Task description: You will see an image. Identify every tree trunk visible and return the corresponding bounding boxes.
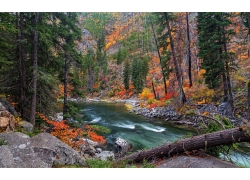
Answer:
[164,12,187,104]
[118,125,250,163]
[152,80,157,99]
[186,12,192,87]
[63,55,69,119]
[17,12,27,120]
[30,12,39,125]
[248,12,250,58]
[149,15,168,95]
[222,12,234,117]
[248,81,250,120]
[222,72,228,101]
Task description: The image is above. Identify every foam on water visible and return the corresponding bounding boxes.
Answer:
[90,117,102,123]
[114,123,135,129]
[140,125,165,132]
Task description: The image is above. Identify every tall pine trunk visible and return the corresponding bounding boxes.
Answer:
[30,12,39,125]
[149,15,168,95]
[186,12,192,87]
[63,55,69,119]
[222,13,234,117]
[248,12,250,58]
[164,12,187,104]
[152,80,157,99]
[247,81,250,120]
[17,12,27,120]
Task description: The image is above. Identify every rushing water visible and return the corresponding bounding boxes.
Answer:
[79,102,195,150]
[78,102,250,167]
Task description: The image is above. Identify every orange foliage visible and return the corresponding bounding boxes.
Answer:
[36,112,84,149]
[85,125,106,144]
[87,131,106,144]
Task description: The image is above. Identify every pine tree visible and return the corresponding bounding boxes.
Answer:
[123,59,130,90]
[197,12,234,116]
[131,56,144,92]
[117,47,122,65]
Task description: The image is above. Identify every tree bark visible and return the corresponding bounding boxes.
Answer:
[118,125,250,164]
[149,15,168,95]
[186,12,192,87]
[152,80,157,99]
[164,12,187,104]
[248,12,250,58]
[30,12,39,125]
[17,12,27,120]
[222,13,234,117]
[63,54,69,119]
[247,81,250,120]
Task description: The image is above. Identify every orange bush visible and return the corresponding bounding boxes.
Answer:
[36,112,84,150]
[85,124,106,144]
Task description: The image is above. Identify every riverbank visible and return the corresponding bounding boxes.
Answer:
[80,97,200,128]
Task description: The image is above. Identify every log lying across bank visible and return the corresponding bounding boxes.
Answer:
[118,125,250,163]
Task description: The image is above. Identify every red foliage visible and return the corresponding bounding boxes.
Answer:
[36,112,84,149]
[149,103,157,109]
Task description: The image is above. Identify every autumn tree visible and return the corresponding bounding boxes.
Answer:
[164,12,187,104]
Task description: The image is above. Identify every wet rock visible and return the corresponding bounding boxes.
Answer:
[114,138,132,158]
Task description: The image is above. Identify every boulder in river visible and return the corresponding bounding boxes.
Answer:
[114,138,132,158]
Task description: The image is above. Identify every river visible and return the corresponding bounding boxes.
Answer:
[78,102,250,167]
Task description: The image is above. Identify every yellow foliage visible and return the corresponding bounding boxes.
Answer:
[192,85,215,103]
[105,42,112,50]
[139,88,151,100]
[198,69,206,78]
[125,103,132,111]
[147,98,155,105]
[155,100,164,107]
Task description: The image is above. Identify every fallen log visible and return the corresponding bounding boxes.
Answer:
[118,125,250,164]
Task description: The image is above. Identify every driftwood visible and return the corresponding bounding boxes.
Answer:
[118,125,250,164]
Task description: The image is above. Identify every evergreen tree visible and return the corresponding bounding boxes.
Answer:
[117,47,122,65]
[123,59,130,90]
[197,12,234,116]
[131,56,144,92]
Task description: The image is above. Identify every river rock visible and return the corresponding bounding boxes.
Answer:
[218,102,234,118]
[20,121,34,132]
[114,138,132,158]
[96,148,102,153]
[95,151,115,161]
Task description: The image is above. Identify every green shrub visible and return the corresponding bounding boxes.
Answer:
[0,138,7,146]
[85,158,112,168]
